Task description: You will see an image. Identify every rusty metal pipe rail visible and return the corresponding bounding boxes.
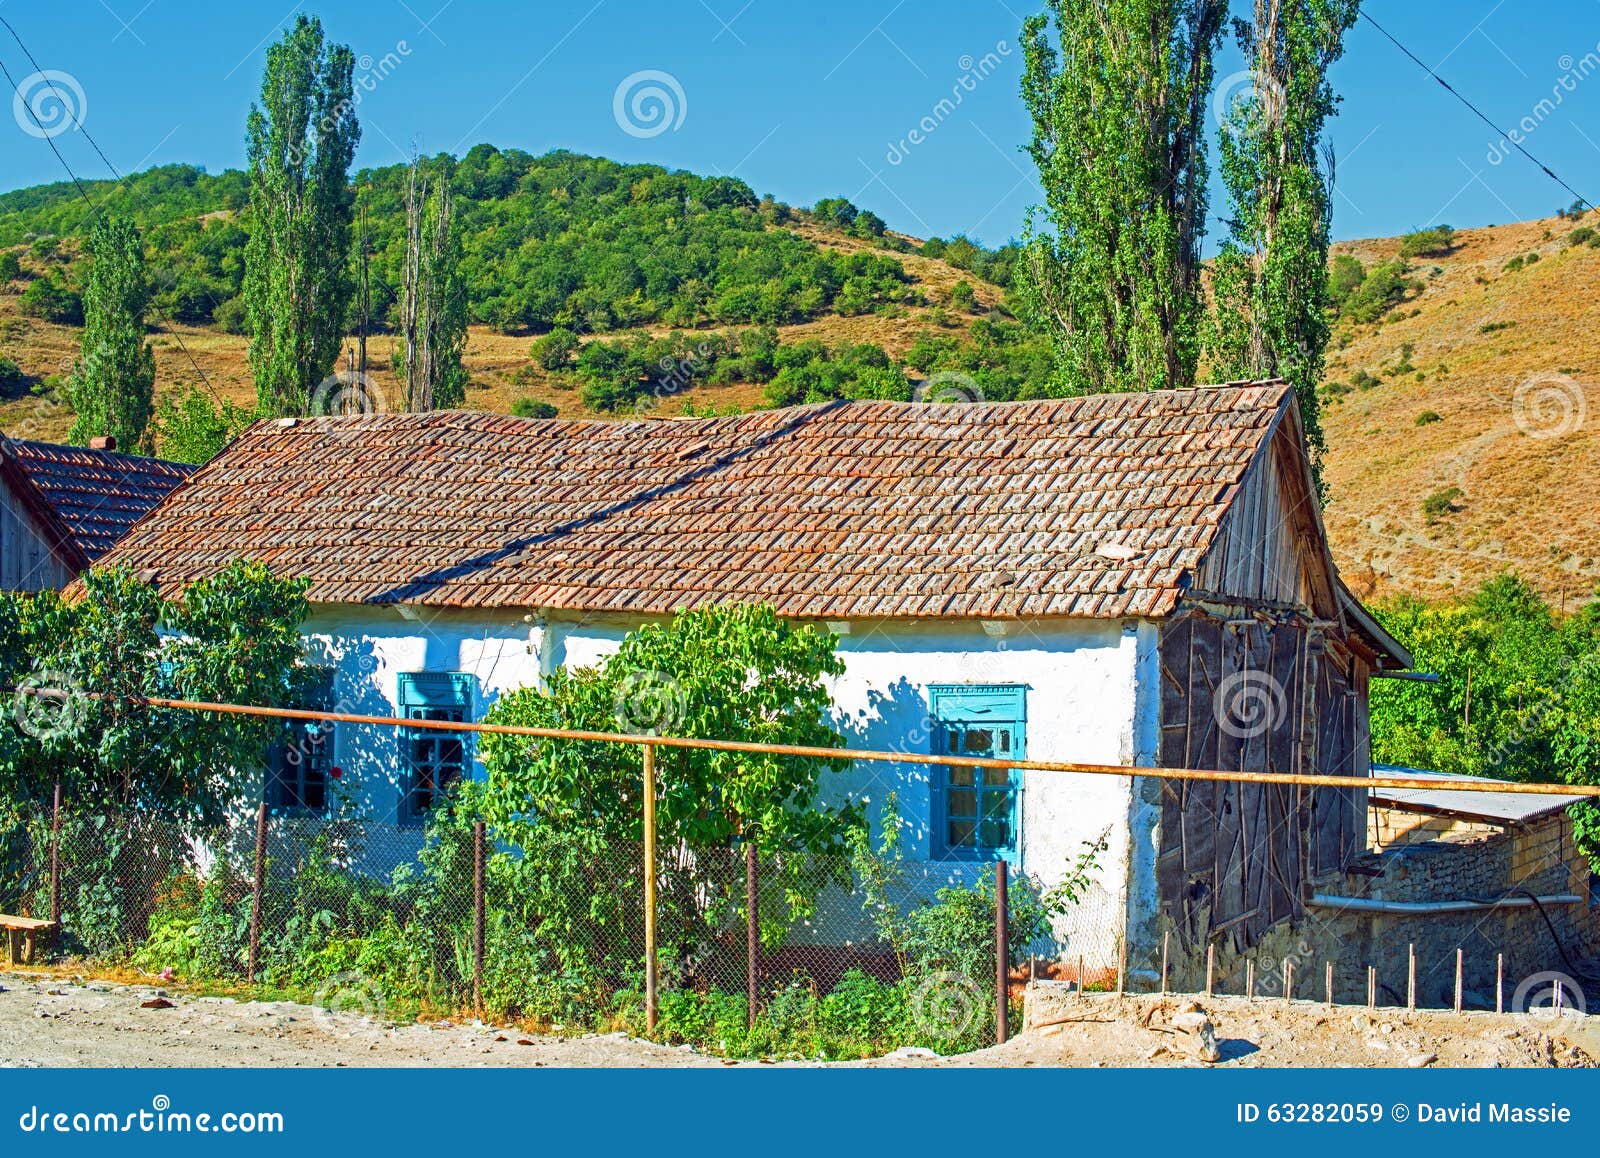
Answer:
[18,689,1600,798]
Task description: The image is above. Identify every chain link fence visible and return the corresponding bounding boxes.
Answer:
[0,792,1125,1059]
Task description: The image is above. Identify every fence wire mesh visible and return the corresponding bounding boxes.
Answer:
[1,797,1126,1059]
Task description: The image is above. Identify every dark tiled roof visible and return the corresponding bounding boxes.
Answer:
[86,383,1297,619]
[3,439,196,564]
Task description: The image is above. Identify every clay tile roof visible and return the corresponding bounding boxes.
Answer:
[83,382,1296,619]
[2,438,197,566]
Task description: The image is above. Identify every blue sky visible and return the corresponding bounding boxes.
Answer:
[3,0,1600,246]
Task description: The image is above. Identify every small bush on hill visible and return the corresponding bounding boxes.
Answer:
[1415,410,1442,426]
[1399,224,1456,258]
[1422,486,1462,522]
[511,398,558,419]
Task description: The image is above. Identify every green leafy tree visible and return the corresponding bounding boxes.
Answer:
[400,157,468,410]
[243,15,360,416]
[1207,0,1360,488]
[152,384,256,464]
[1371,575,1600,866]
[67,214,156,451]
[1019,0,1224,394]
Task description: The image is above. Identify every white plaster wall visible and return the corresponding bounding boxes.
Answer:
[298,604,1143,960]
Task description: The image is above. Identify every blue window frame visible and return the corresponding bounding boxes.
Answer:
[265,666,336,814]
[929,684,1026,864]
[397,672,474,824]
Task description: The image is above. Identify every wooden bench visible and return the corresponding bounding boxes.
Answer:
[0,915,58,966]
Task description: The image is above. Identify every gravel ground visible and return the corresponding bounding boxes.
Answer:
[2,971,1595,1068]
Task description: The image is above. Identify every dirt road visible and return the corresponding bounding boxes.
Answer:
[2,971,1594,1068]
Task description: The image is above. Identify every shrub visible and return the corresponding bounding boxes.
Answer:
[1399,224,1456,258]
[947,280,977,312]
[1327,254,1365,312]
[1415,410,1442,426]
[213,295,249,335]
[0,251,20,285]
[1422,486,1462,522]
[1340,261,1420,324]
[1349,368,1381,391]
[1478,320,1514,334]
[19,275,83,324]
[1568,226,1596,247]
[511,397,558,419]
[1502,255,1525,273]
[0,355,25,397]
[531,326,579,371]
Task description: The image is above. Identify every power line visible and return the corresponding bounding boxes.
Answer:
[1360,10,1593,214]
[0,15,226,409]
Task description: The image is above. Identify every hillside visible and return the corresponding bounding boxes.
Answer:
[0,155,1596,608]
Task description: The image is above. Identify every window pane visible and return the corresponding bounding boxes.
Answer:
[979,817,1011,850]
[981,767,1011,788]
[948,818,976,848]
[948,764,974,788]
[963,728,994,755]
[947,788,977,818]
[981,790,1013,819]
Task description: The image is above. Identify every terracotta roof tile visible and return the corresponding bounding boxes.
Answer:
[83,383,1293,619]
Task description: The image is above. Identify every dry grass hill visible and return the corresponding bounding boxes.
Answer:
[0,212,1595,609]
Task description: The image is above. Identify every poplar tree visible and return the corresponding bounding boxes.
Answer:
[1208,0,1360,485]
[401,157,468,411]
[243,15,360,417]
[67,214,155,452]
[1019,0,1224,395]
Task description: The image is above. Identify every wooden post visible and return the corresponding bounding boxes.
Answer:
[246,802,267,984]
[1160,931,1169,995]
[643,743,658,1033]
[1205,943,1215,997]
[745,840,759,1031]
[1325,962,1334,1008]
[1246,958,1255,1000]
[1454,948,1463,1014]
[1284,959,1293,1003]
[1407,944,1416,1012]
[1496,954,1504,1014]
[473,820,486,1019]
[1115,942,1125,997]
[48,782,62,926]
[1077,953,1084,993]
[1367,965,1376,1010]
[993,858,1009,1046]
[1556,977,1565,1013]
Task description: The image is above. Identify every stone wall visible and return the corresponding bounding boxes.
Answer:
[1152,812,1600,1010]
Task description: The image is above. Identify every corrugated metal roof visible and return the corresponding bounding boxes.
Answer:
[83,382,1301,618]
[1371,765,1588,824]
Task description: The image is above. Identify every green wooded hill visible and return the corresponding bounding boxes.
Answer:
[0,146,1017,337]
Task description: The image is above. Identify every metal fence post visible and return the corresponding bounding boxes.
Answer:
[643,742,658,1033]
[746,840,759,1030]
[473,820,486,1019]
[246,801,267,983]
[994,858,1008,1046]
[48,781,62,925]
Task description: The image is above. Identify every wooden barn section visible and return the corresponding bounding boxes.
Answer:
[1153,397,1409,954]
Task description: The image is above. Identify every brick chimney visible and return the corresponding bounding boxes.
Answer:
[88,435,117,451]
